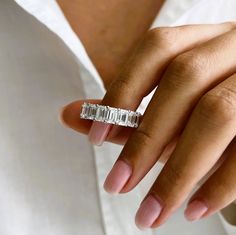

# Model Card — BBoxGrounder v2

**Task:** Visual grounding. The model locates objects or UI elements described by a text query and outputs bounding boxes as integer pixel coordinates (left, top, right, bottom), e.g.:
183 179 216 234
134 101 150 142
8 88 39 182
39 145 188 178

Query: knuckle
174 52 206 78
135 128 153 146
104 79 133 105
198 88 236 123
121 128 154 160
152 164 185 205
163 52 209 89
111 78 130 94
145 27 179 53
164 163 183 187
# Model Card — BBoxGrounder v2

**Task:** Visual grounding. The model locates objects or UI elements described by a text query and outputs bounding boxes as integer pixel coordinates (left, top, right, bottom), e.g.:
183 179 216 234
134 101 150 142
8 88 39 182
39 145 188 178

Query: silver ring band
80 102 141 128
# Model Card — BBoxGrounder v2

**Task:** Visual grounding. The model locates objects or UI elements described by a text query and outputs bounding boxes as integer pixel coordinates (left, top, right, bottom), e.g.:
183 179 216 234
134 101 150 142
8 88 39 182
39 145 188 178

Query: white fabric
0 0 234 234
0 1 104 235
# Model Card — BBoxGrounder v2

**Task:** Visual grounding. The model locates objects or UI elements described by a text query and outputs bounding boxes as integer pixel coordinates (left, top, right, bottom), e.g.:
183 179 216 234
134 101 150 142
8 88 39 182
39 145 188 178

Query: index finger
88 23 235 145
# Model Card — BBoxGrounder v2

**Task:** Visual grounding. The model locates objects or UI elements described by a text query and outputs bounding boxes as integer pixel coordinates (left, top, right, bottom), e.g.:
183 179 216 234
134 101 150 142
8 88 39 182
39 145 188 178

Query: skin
57 0 164 89
60 22 236 229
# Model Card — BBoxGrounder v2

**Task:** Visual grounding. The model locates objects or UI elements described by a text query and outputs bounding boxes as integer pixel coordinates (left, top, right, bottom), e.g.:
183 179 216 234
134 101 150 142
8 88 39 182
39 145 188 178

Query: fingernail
103 160 132 194
184 200 208 221
88 121 112 146
135 195 163 230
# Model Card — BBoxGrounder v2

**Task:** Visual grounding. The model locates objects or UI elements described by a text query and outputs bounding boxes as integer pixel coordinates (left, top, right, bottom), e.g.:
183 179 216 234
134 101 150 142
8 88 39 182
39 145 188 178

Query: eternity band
80 102 142 128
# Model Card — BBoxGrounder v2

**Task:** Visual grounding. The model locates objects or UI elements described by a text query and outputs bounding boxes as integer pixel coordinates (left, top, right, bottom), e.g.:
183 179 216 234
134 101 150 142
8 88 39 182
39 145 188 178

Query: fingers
185 139 236 221
59 99 134 145
60 98 178 151
135 73 236 229
103 28 236 195
88 22 236 145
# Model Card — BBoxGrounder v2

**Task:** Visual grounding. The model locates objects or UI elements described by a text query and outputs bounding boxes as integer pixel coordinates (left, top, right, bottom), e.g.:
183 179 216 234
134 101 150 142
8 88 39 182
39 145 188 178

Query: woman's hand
60 22 236 229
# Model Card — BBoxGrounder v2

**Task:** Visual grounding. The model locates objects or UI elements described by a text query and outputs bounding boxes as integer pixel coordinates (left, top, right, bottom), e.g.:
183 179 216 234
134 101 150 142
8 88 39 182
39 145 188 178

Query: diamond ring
80 102 142 128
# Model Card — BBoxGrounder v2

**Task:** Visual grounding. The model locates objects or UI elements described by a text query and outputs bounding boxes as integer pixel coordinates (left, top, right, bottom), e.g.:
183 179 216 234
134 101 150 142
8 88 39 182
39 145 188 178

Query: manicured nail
184 200 208 221
103 160 132 194
135 195 163 230
88 121 112 146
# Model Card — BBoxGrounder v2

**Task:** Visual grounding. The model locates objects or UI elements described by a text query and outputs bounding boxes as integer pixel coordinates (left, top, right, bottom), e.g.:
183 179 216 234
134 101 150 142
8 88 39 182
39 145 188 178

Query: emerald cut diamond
80 102 141 128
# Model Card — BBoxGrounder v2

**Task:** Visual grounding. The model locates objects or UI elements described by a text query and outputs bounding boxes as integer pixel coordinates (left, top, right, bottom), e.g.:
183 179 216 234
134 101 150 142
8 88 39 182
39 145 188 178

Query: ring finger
135 72 236 229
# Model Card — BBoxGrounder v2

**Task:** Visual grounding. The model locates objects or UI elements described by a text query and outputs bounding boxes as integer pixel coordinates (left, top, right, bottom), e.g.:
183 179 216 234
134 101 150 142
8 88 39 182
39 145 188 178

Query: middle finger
104 28 236 194
135 72 236 228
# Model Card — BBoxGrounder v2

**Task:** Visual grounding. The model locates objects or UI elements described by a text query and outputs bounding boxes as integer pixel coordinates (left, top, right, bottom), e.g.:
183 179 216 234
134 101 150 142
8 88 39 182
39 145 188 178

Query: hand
60 22 236 229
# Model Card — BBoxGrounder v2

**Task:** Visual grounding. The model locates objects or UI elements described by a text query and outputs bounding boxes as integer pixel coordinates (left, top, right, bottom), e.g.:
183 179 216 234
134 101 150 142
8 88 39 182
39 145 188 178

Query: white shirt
0 0 235 234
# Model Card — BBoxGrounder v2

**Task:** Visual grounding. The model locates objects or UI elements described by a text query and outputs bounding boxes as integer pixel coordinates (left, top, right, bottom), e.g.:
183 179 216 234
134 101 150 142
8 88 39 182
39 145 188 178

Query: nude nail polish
103 160 132 194
184 200 208 221
135 195 163 229
88 121 112 146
